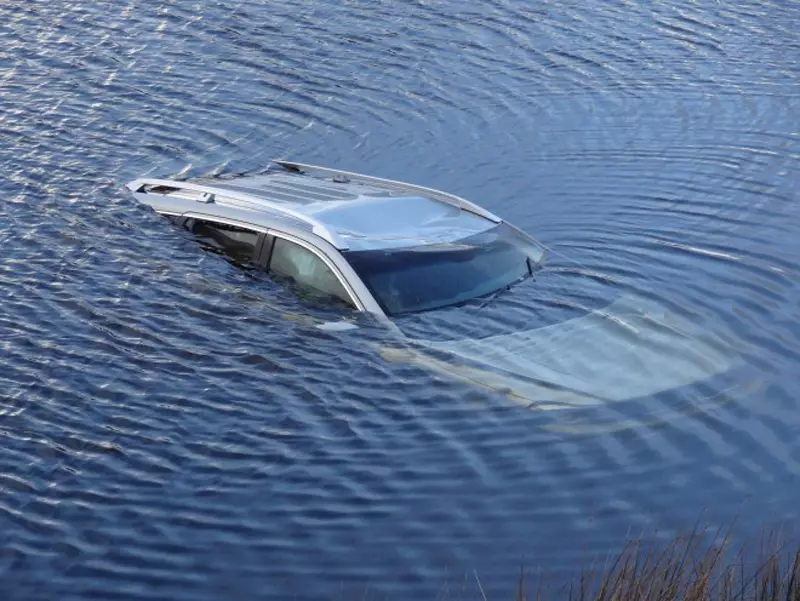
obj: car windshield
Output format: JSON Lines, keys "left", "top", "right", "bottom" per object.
{"left": 342, "top": 222, "right": 546, "bottom": 316}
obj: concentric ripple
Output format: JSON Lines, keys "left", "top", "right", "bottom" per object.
{"left": 1, "top": 0, "right": 798, "bottom": 599}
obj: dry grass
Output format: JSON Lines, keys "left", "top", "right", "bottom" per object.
{"left": 506, "top": 522, "right": 800, "bottom": 601}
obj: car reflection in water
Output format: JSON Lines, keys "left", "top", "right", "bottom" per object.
{"left": 376, "top": 288, "right": 756, "bottom": 433}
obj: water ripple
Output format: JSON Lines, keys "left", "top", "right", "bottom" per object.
{"left": 1, "top": 0, "right": 799, "bottom": 599}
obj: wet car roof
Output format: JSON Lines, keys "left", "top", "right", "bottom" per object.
{"left": 127, "top": 160, "right": 501, "bottom": 251}
{"left": 197, "top": 172, "right": 496, "bottom": 252}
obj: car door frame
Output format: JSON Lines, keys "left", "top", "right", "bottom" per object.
{"left": 170, "top": 211, "right": 389, "bottom": 320}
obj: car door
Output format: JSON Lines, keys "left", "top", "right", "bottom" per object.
{"left": 174, "top": 215, "right": 360, "bottom": 308}
{"left": 264, "top": 234, "right": 357, "bottom": 311}
{"left": 170, "top": 214, "right": 383, "bottom": 331}
{"left": 173, "top": 216, "right": 266, "bottom": 269}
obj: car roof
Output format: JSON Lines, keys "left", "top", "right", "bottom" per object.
{"left": 126, "top": 160, "right": 502, "bottom": 252}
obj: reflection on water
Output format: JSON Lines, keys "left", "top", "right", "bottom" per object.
{"left": 1, "top": 0, "right": 798, "bottom": 599}
{"left": 390, "top": 293, "right": 743, "bottom": 410}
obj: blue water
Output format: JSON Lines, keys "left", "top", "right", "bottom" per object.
{"left": 1, "top": 1, "right": 798, "bottom": 599}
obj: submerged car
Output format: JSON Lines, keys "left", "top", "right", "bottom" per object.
{"left": 127, "top": 159, "right": 743, "bottom": 410}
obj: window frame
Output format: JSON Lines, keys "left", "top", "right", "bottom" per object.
{"left": 262, "top": 230, "right": 364, "bottom": 312}
{"left": 164, "top": 212, "right": 369, "bottom": 314}
{"left": 181, "top": 217, "right": 265, "bottom": 265}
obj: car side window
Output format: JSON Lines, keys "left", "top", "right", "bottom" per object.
{"left": 268, "top": 237, "right": 356, "bottom": 309}
{"left": 186, "top": 219, "right": 259, "bottom": 265}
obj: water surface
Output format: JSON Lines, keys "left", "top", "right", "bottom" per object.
{"left": 1, "top": 1, "right": 798, "bottom": 599}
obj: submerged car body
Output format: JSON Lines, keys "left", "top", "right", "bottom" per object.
{"left": 127, "top": 159, "right": 743, "bottom": 410}
{"left": 127, "top": 159, "right": 547, "bottom": 322}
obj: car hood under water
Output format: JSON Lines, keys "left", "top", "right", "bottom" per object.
{"left": 389, "top": 294, "right": 745, "bottom": 410}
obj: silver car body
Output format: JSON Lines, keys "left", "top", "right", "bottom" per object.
{"left": 127, "top": 159, "right": 513, "bottom": 324}
{"left": 127, "top": 159, "right": 743, "bottom": 411}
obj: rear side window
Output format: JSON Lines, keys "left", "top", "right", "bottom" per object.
{"left": 268, "top": 238, "right": 355, "bottom": 309}
{"left": 187, "top": 219, "right": 259, "bottom": 265}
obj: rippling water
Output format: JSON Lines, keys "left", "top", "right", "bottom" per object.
{"left": 2, "top": 1, "right": 798, "bottom": 599}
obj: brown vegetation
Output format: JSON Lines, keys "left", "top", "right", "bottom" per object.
{"left": 505, "top": 523, "right": 800, "bottom": 601}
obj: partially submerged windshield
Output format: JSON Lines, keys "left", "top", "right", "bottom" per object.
{"left": 343, "top": 222, "right": 546, "bottom": 316}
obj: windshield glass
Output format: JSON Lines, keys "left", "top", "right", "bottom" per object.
{"left": 343, "top": 222, "right": 546, "bottom": 316}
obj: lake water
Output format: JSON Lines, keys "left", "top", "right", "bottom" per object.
{"left": 1, "top": 1, "right": 798, "bottom": 599}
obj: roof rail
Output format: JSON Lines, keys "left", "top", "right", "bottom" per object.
{"left": 126, "top": 178, "right": 350, "bottom": 249}
{"left": 272, "top": 159, "right": 502, "bottom": 223}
